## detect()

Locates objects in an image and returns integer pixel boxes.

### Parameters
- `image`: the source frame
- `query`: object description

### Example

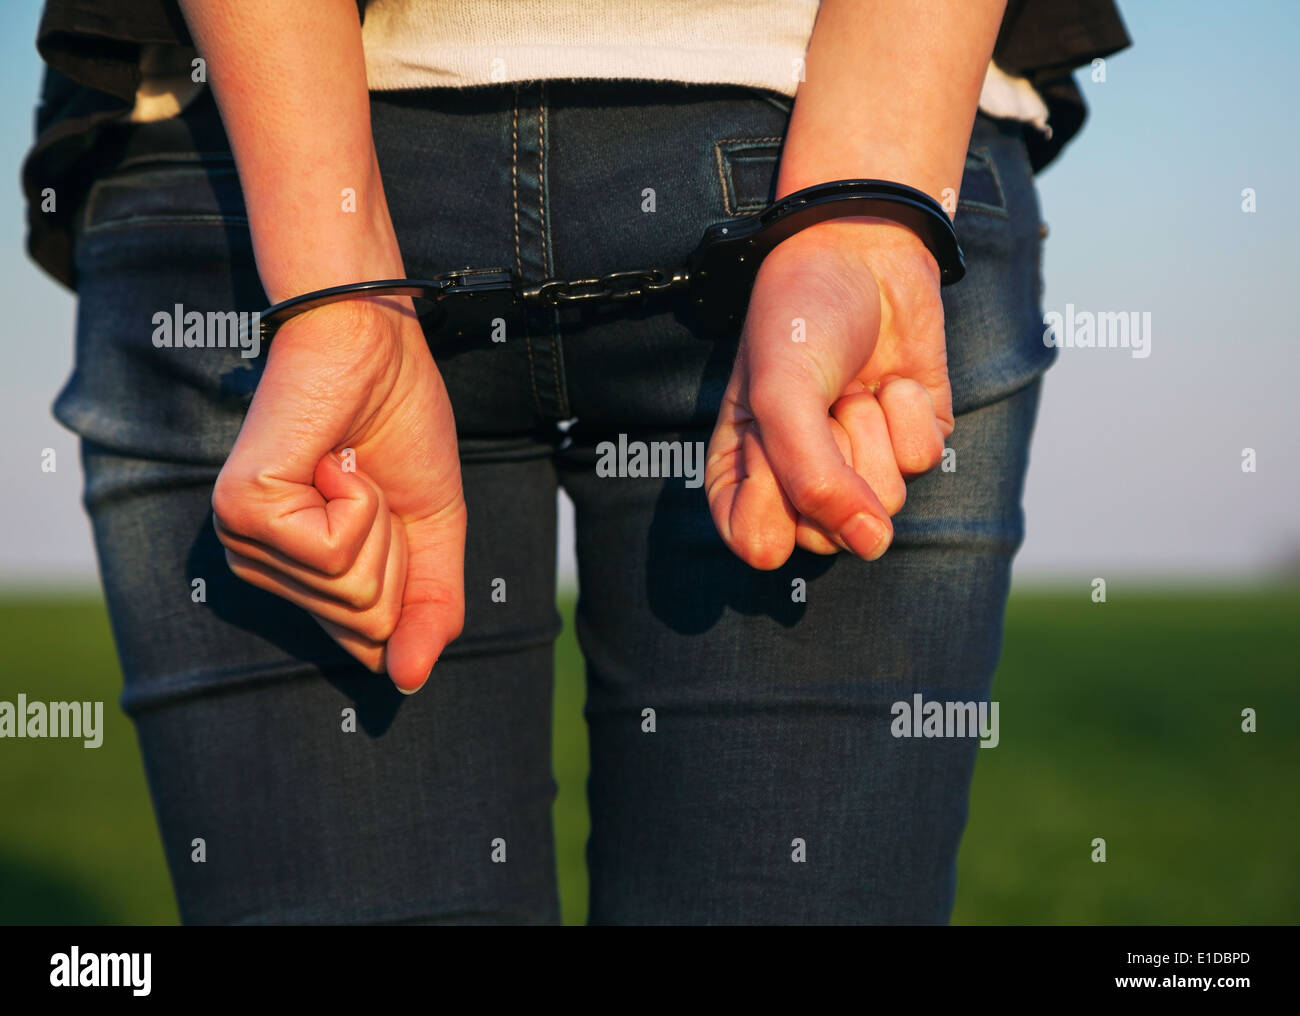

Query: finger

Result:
[703,387,755,545]
[749,380,893,560]
[793,520,839,555]
[704,413,746,541]
[831,390,908,515]
[213,474,393,609]
[312,615,387,674]
[384,500,468,694]
[876,377,946,477]
[917,366,956,439]
[794,416,851,555]
[211,450,380,576]
[222,513,407,643]
[708,422,799,570]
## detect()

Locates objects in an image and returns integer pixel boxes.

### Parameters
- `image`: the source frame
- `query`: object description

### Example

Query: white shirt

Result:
[361,0,1050,132]
[129,1,1051,136]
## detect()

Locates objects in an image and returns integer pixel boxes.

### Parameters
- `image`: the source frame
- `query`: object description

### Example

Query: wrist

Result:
[777,154,957,214]
[768,217,941,284]
[263,294,429,414]
[247,154,406,304]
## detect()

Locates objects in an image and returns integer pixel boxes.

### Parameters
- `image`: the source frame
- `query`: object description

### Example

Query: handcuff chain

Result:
[519,267,691,307]
[255,179,964,342]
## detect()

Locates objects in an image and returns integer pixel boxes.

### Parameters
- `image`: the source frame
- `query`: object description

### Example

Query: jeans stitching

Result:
[511,93,522,280]
[539,82,569,419]
[81,161,245,234]
[714,136,784,215]
[538,89,547,279]
[82,213,250,236]
[112,151,234,171]
[512,85,543,417]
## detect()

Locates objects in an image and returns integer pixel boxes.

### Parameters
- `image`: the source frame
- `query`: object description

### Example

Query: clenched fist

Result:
[211,297,466,693]
[706,218,954,568]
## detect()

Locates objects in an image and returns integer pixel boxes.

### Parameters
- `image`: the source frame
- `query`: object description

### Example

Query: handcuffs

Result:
[256,179,964,343]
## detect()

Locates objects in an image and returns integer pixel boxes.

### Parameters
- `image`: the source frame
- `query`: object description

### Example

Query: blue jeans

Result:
[55,81,1054,924]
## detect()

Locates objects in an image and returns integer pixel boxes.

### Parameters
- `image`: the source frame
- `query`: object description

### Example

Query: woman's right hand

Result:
[211,297,466,694]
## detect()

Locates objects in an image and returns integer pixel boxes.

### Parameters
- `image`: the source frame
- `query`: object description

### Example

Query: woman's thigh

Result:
[58,90,565,924]
[544,87,1052,923]
[564,382,1043,924]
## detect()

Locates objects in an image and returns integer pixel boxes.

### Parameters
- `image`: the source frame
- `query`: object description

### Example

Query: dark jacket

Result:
[22,0,1130,290]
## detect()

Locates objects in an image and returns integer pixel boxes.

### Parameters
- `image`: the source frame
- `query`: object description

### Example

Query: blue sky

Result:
[1,0,1297,586]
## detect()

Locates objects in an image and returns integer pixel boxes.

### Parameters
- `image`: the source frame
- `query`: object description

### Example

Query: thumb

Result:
[384,502,468,693]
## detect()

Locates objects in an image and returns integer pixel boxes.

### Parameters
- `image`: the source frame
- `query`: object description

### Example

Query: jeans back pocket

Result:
[81,155,247,237]
[714,137,783,214]
[713,134,1011,219]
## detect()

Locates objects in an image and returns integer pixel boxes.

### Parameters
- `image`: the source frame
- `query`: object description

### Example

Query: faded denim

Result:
[54,80,1053,924]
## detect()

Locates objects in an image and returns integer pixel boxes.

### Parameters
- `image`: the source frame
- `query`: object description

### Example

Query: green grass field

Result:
[1,587,1296,925]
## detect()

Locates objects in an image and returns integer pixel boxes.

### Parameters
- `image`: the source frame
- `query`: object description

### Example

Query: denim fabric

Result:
[54,80,1053,924]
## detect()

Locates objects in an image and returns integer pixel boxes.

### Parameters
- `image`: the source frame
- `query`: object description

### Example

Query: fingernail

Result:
[842,513,891,560]
[395,669,432,696]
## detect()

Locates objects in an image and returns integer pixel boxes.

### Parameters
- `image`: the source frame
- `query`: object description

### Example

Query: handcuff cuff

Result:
[255,179,965,344]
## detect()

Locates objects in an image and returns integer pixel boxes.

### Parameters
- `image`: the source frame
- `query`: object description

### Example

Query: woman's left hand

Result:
[705,218,954,569]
